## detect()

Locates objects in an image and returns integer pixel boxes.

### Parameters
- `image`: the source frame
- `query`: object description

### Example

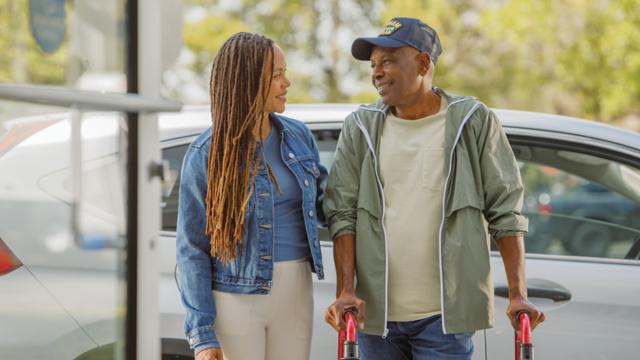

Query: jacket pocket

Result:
[446,148,484,216]
[300,159,320,178]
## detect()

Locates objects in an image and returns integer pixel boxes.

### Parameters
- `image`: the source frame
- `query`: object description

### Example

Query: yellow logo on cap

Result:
[382,20,402,35]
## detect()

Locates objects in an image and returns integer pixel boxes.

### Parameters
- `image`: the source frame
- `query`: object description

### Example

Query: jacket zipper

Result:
[437,101,481,334]
[353,110,390,338]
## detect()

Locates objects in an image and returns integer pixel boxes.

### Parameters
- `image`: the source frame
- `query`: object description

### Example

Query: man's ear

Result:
[416,52,431,76]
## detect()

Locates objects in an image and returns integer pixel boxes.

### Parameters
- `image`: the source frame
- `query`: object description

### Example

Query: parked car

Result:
[525,181,640,257]
[1,105,639,359]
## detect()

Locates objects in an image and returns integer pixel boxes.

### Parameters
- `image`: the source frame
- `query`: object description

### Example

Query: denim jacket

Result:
[176,113,327,351]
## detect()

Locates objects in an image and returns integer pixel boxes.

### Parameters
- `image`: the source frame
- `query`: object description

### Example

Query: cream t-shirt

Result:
[379,98,447,321]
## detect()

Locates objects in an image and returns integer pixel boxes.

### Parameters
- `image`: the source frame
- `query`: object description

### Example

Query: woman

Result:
[176,32,327,360]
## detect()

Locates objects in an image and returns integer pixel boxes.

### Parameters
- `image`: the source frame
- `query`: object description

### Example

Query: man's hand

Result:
[495,235,545,332]
[195,348,224,360]
[324,290,366,332]
[507,296,545,331]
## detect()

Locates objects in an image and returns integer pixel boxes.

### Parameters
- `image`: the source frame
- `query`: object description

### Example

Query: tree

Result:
[177,0,379,103]
[481,0,640,122]
[174,0,638,127]
[379,0,640,124]
[0,0,68,85]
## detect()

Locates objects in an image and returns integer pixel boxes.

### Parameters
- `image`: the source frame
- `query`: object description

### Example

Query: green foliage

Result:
[377,0,639,124]
[181,0,379,103]
[183,14,250,76]
[3,0,633,126]
[480,0,640,122]
[0,0,69,85]
[348,90,378,104]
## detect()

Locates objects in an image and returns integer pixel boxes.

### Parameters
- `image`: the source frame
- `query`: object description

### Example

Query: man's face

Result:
[369,46,424,107]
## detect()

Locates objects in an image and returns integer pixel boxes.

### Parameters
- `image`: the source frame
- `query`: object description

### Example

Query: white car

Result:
[1,105,639,359]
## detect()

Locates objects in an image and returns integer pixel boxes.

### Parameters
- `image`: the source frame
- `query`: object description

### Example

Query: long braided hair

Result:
[206,32,274,264]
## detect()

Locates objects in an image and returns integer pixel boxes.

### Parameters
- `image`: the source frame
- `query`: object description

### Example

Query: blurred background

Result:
[1,2,639,359]
[1,0,638,130]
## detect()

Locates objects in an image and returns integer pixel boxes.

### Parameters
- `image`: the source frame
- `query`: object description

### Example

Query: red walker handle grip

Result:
[515,311,534,360]
[344,309,357,342]
[518,312,532,345]
[338,307,359,360]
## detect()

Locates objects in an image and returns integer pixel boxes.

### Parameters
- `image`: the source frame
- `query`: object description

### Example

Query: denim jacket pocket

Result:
[299,159,320,178]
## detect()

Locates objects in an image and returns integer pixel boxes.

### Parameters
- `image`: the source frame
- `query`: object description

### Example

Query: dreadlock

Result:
[206,32,275,264]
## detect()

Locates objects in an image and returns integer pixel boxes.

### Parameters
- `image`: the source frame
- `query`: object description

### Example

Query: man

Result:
[323,17,545,359]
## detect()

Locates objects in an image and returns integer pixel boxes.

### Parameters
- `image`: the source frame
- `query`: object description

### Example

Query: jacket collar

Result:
[358,86,475,114]
[269,112,285,130]
[269,112,301,138]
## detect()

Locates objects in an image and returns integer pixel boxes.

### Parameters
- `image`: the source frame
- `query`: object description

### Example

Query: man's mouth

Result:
[376,82,391,94]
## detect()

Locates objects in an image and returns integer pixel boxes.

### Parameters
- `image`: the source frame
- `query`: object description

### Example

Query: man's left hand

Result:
[506,297,545,331]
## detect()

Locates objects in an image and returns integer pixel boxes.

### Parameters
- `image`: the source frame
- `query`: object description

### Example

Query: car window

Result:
[513,145,640,260]
[313,129,340,172]
[162,133,640,262]
[160,130,340,232]
[161,144,188,232]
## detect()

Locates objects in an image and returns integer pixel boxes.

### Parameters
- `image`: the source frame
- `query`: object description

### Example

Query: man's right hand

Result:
[195,348,223,360]
[324,290,365,332]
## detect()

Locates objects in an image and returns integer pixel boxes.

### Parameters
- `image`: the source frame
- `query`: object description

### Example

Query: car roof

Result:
[495,109,640,151]
[159,104,640,151]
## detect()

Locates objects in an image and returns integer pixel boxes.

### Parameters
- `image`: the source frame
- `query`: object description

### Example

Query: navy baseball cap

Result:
[351,17,443,64]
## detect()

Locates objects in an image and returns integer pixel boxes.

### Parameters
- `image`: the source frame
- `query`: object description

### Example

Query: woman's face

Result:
[263,45,290,113]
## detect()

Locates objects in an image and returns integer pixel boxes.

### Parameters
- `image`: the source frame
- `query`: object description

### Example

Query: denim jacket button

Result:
[288,152,295,159]
[308,210,314,217]
[304,179,309,187]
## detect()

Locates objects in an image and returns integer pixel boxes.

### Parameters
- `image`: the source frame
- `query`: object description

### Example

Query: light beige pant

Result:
[213,259,313,360]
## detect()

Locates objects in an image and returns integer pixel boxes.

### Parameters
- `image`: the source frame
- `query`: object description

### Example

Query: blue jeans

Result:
[357,315,474,360]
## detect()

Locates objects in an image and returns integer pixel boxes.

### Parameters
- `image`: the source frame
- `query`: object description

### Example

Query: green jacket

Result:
[323,88,528,336]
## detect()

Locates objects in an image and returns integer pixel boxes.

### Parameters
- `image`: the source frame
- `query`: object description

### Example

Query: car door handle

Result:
[495,279,572,302]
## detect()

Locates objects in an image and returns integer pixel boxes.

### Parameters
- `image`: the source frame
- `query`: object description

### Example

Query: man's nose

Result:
[371,64,384,79]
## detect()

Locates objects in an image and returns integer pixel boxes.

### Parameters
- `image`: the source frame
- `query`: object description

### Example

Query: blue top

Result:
[176,113,327,354]
[263,128,310,261]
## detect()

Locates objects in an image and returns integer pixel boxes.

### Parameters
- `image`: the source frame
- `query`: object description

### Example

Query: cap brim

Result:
[351,36,408,61]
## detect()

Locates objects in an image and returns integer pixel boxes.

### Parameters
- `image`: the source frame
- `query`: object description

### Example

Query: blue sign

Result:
[29,0,66,54]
